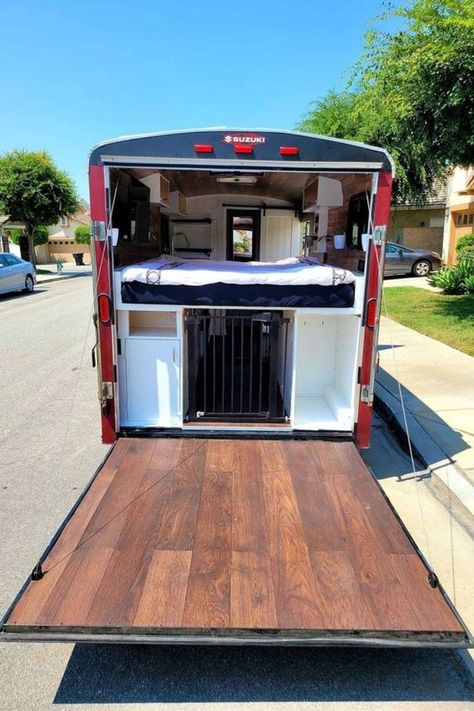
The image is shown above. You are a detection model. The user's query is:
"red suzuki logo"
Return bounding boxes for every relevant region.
[222,133,266,145]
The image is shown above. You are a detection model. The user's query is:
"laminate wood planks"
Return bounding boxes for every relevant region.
[182,461,232,627]
[4,437,465,639]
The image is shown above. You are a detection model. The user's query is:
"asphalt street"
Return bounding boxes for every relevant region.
[0,277,473,711]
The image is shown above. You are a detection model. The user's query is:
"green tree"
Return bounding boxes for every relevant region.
[298,0,474,202]
[74,224,91,244]
[9,225,48,246]
[0,150,79,267]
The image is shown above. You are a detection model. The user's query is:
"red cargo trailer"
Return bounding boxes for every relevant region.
[1,129,471,647]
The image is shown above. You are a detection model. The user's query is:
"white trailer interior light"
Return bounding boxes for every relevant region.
[215,174,258,184]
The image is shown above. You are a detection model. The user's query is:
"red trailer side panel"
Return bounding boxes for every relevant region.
[89,165,117,444]
[356,171,393,449]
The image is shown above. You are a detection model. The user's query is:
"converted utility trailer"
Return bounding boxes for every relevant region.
[2,129,471,647]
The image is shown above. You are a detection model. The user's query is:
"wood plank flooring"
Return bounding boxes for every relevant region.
[4,438,466,640]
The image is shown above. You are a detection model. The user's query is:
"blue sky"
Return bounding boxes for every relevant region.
[0,0,395,200]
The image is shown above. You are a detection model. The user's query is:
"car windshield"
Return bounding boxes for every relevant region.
[0,255,9,267]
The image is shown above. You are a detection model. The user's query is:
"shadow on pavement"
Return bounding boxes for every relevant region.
[0,288,47,302]
[54,644,474,704]
[376,367,469,467]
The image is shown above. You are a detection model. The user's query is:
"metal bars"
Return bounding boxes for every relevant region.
[186,310,290,422]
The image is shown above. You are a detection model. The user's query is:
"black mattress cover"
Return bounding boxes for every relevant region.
[121,281,355,308]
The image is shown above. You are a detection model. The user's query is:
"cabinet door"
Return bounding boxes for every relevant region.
[125,339,180,426]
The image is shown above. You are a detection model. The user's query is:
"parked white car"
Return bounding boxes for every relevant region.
[0,253,35,295]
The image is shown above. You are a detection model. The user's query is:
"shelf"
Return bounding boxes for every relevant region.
[128,327,177,339]
[128,310,178,338]
[293,396,350,431]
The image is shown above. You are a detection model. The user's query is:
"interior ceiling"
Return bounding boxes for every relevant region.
[112,167,371,204]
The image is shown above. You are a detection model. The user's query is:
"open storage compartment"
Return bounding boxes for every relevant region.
[128,310,178,338]
[293,313,361,431]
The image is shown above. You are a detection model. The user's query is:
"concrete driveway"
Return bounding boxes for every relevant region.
[0,279,473,710]
[383,275,440,291]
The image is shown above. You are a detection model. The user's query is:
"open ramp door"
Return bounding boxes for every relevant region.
[2,438,470,646]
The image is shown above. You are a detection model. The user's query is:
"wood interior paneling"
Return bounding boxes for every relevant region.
[4,438,466,641]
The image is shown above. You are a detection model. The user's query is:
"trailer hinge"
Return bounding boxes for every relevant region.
[101,382,114,400]
[360,385,371,404]
[428,571,439,588]
[100,381,114,415]
[373,225,386,246]
[117,337,122,356]
[357,366,361,384]
[113,365,117,383]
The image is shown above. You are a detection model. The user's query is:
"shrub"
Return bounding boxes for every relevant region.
[33,225,48,245]
[74,224,91,244]
[9,225,48,245]
[428,258,474,294]
[456,232,474,258]
[463,275,474,294]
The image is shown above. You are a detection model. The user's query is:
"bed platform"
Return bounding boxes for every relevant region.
[118,256,357,308]
[2,438,468,646]
[121,281,355,308]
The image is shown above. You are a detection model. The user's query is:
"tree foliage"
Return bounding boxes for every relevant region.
[0,150,79,266]
[74,224,91,244]
[9,225,49,246]
[298,0,474,202]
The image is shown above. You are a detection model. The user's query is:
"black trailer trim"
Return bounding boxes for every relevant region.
[1,627,469,648]
[118,428,355,441]
[89,129,393,172]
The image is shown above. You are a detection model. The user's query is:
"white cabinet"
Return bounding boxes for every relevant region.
[124,338,181,427]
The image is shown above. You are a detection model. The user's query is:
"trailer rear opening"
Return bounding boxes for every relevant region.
[2,438,468,646]
[1,129,471,648]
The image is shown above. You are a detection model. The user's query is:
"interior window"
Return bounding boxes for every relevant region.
[226,209,261,261]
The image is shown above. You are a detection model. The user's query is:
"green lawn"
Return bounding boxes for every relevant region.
[383,287,474,357]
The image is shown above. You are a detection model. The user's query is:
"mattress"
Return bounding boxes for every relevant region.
[119,255,356,308]
[121,281,355,308]
[120,255,355,287]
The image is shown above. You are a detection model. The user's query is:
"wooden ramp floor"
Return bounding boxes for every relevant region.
[2,438,468,645]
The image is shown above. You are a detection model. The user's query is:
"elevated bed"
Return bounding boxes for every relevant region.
[119,255,356,308]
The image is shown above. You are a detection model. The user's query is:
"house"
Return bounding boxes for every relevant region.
[0,215,26,257]
[442,167,474,265]
[388,180,446,255]
[36,205,91,264]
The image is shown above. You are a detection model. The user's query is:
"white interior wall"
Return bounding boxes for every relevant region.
[334,316,360,405]
[174,194,301,261]
[295,315,337,397]
[260,210,301,261]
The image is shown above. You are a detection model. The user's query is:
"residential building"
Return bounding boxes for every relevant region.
[442,167,474,265]
[388,181,446,255]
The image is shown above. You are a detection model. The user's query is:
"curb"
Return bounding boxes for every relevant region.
[374,380,474,530]
[36,272,92,284]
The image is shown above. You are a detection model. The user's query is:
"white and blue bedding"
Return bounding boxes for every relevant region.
[121,255,355,288]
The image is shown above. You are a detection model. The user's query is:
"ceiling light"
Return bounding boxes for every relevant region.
[215,174,258,185]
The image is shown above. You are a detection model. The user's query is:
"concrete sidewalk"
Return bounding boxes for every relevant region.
[36,263,92,283]
[375,316,474,521]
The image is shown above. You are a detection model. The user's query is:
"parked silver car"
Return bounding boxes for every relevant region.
[385,242,442,277]
[0,253,35,295]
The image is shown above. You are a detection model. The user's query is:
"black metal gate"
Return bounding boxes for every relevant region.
[186,310,290,422]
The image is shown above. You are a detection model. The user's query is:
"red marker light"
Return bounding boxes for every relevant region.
[366,298,378,328]
[194,144,213,153]
[280,146,299,156]
[98,293,112,324]
[234,144,253,154]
